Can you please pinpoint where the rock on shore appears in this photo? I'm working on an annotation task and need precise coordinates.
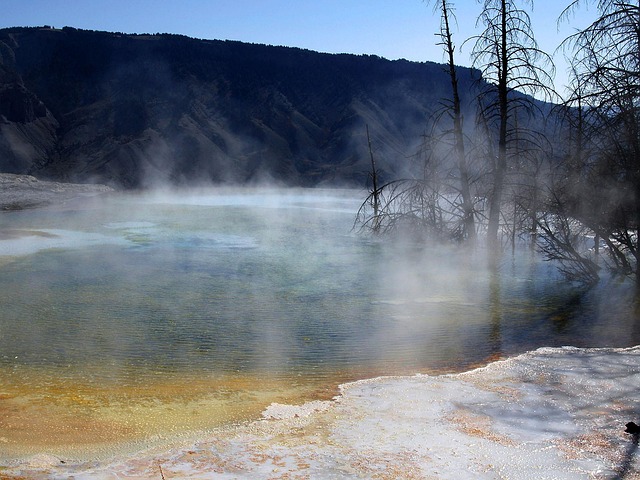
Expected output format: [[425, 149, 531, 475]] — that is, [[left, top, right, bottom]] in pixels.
[[0, 173, 113, 210]]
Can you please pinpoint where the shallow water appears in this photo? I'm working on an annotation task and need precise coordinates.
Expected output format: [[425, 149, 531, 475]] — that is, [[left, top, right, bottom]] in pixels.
[[0, 187, 639, 460]]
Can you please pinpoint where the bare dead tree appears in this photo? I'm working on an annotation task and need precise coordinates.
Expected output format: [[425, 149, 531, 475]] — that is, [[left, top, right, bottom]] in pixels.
[[437, 0, 477, 242], [552, 0, 640, 282], [470, 0, 555, 251], [355, 0, 481, 243], [366, 124, 381, 233], [536, 209, 601, 285]]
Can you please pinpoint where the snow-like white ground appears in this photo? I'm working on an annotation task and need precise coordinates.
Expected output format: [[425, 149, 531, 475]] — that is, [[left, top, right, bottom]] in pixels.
[[3, 346, 640, 479]]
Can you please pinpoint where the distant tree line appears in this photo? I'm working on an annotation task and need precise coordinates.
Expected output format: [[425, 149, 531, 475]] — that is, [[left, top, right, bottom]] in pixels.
[[355, 0, 640, 287]]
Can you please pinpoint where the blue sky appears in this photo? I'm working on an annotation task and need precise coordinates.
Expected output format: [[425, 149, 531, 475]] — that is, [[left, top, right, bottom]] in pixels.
[[1, 1, 595, 94]]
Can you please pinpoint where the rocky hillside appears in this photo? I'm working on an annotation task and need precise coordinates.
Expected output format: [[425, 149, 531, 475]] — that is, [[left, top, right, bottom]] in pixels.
[[0, 26, 479, 188]]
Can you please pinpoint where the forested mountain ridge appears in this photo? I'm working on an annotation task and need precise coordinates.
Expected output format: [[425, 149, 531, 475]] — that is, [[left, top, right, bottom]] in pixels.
[[0, 26, 480, 188]]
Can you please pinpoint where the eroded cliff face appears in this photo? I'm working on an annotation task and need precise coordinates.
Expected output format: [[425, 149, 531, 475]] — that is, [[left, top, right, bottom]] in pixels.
[[0, 38, 59, 176], [0, 27, 477, 188]]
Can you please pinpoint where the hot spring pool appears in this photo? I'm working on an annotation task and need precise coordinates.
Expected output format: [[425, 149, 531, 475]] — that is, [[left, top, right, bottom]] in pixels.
[[0, 187, 639, 459]]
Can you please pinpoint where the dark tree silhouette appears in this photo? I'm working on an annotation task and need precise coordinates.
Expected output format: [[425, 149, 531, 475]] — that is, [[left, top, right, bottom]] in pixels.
[[470, 0, 554, 250], [544, 0, 640, 283], [355, 0, 481, 242], [438, 0, 476, 242]]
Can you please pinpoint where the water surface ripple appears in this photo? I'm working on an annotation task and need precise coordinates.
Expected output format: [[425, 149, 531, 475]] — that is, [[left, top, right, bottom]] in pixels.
[[0, 188, 638, 459]]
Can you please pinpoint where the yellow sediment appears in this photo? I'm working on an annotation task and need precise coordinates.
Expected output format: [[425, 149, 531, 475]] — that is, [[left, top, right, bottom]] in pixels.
[[0, 370, 339, 462], [0, 356, 480, 462]]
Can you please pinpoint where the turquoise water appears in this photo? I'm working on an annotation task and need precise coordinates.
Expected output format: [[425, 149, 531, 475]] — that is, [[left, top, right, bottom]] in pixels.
[[1, 187, 639, 456]]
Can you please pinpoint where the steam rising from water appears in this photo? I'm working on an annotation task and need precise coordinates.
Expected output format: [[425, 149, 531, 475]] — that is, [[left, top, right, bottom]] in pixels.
[[0, 187, 638, 459]]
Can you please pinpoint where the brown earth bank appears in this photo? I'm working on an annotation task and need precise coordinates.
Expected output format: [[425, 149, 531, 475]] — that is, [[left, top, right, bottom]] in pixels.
[[0, 173, 113, 211]]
